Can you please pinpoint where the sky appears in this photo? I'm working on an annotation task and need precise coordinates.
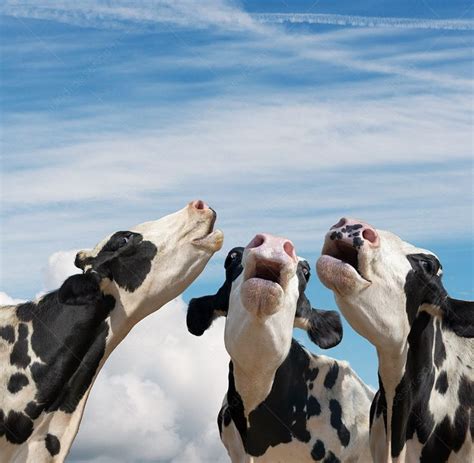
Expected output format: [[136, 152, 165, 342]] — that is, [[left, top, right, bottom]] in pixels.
[[0, 1, 473, 462]]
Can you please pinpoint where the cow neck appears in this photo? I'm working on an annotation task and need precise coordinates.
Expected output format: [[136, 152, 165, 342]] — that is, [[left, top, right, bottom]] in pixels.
[[376, 342, 408, 459], [98, 282, 161, 354], [376, 310, 447, 459], [227, 315, 293, 414]]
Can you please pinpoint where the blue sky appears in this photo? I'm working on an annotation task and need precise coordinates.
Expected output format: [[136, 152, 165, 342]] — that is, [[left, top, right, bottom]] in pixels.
[[1, 1, 473, 461]]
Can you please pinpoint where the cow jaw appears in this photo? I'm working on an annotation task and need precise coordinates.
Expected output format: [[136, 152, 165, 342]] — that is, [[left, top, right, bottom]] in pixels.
[[240, 250, 296, 317], [318, 225, 431, 350], [79, 201, 223, 322]]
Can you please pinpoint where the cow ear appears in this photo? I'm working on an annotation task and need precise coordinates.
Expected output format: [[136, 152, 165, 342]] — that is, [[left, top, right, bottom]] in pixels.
[[187, 281, 231, 336], [444, 298, 474, 338], [187, 296, 224, 336], [294, 293, 343, 348], [75, 250, 92, 271], [58, 273, 101, 306]]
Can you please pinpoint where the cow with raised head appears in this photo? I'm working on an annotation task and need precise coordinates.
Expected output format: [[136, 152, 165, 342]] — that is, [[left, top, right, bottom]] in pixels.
[[0, 200, 223, 462], [187, 233, 373, 462], [317, 217, 473, 462]]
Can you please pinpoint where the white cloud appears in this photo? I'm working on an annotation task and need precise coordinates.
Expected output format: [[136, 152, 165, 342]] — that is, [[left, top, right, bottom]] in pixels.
[[0, 0, 255, 31], [42, 249, 81, 291], [255, 13, 474, 31], [70, 297, 229, 463], [0, 291, 25, 305]]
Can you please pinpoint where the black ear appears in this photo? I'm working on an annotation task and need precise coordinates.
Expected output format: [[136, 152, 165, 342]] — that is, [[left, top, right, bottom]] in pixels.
[[187, 295, 226, 336], [187, 246, 244, 336], [295, 292, 343, 349], [58, 273, 101, 306], [444, 298, 474, 337], [187, 278, 233, 336]]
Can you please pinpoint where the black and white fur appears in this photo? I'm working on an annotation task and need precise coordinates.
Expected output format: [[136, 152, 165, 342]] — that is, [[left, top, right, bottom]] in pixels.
[[0, 201, 223, 462], [317, 218, 473, 462], [188, 238, 373, 463]]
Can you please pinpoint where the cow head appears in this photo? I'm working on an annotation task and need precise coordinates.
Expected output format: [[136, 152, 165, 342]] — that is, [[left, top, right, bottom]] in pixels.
[[187, 233, 342, 368], [317, 217, 473, 352], [63, 200, 223, 321]]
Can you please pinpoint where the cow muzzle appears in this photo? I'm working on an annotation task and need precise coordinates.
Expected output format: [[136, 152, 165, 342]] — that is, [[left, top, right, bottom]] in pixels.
[[317, 217, 377, 293], [241, 233, 297, 316]]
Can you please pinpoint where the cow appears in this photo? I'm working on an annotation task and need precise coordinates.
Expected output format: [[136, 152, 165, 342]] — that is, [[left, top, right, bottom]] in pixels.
[[317, 217, 473, 462], [187, 233, 374, 462], [0, 200, 223, 462]]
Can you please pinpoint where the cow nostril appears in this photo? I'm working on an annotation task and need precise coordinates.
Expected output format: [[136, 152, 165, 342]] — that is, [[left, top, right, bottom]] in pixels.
[[362, 228, 378, 244], [248, 234, 265, 249], [331, 217, 346, 229], [190, 200, 208, 210], [283, 240, 295, 259]]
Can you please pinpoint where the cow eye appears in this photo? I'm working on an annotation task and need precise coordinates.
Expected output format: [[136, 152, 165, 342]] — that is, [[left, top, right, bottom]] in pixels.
[[118, 234, 134, 247], [421, 260, 434, 274], [230, 252, 237, 259]]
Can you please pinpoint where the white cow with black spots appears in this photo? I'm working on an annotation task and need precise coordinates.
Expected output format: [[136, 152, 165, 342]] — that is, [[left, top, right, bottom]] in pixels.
[[0, 201, 223, 462], [317, 218, 473, 463], [187, 233, 373, 463]]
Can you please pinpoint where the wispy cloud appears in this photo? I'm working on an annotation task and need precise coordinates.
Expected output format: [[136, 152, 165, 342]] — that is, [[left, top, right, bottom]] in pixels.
[[254, 13, 474, 31], [1, 0, 256, 31]]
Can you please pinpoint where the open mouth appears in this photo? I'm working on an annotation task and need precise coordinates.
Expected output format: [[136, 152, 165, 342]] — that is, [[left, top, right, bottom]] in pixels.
[[191, 209, 223, 251], [322, 240, 369, 282], [252, 259, 283, 285]]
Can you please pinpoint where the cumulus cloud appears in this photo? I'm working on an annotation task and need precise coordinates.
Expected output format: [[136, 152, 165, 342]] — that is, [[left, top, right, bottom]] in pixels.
[[1, 248, 229, 462], [70, 297, 229, 463], [0, 291, 25, 305], [42, 249, 81, 291]]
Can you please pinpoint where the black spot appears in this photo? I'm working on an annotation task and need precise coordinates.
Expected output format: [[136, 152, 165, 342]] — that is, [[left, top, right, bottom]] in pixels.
[[324, 363, 339, 389], [352, 237, 364, 249], [434, 371, 448, 394], [311, 439, 325, 460], [370, 374, 387, 431], [345, 224, 363, 232], [323, 451, 340, 463], [329, 399, 350, 447], [16, 289, 115, 415], [307, 396, 321, 418], [330, 231, 342, 241], [10, 323, 31, 368], [1, 410, 33, 444], [24, 401, 43, 420], [45, 433, 61, 456], [306, 367, 319, 382], [0, 325, 15, 344], [7, 372, 29, 393], [76, 231, 157, 292]]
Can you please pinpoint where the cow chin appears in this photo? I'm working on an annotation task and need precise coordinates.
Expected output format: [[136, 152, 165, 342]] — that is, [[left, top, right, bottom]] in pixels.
[[240, 278, 284, 316], [316, 255, 369, 295]]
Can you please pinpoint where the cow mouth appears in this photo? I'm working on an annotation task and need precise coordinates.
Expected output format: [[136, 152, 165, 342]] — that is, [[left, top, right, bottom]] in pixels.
[[191, 209, 223, 252], [319, 240, 370, 285], [329, 241, 361, 275], [248, 259, 284, 286], [241, 258, 287, 315]]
